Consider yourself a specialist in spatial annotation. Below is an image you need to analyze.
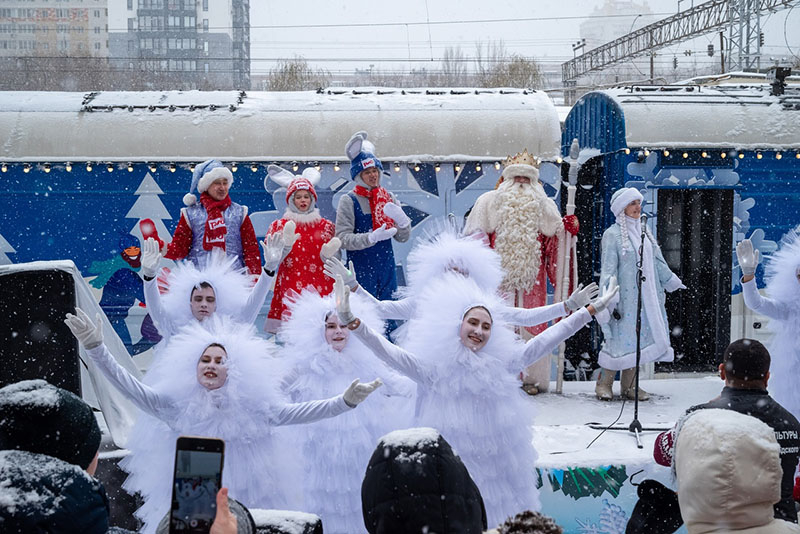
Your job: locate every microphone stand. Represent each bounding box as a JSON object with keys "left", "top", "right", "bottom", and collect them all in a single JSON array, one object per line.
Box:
[{"left": 628, "top": 213, "right": 648, "bottom": 448}]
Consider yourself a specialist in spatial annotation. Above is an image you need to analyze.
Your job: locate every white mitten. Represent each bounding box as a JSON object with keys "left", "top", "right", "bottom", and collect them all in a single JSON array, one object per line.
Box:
[
  {"left": 343, "top": 378, "right": 383, "bottom": 407},
  {"left": 367, "top": 224, "right": 398, "bottom": 244},
  {"left": 736, "top": 239, "right": 759, "bottom": 277},
  {"left": 320, "top": 237, "right": 341, "bottom": 260},
  {"left": 324, "top": 257, "right": 358, "bottom": 290},
  {"left": 261, "top": 232, "right": 284, "bottom": 272},
  {"left": 140, "top": 238, "right": 162, "bottom": 279},
  {"left": 64, "top": 308, "right": 104, "bottom": 350},
  {"left": 282, "top": 220, "right": 299, "bottom": 248},
  {"left": 382, "top": 203, "right": 411, "bottom": 229},
  {"left": 565, "top": 282, "right": 599, "bottom": 311}
]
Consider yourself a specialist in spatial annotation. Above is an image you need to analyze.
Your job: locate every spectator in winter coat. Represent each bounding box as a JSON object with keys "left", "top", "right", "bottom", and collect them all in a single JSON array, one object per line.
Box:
[
  {"left": 674, "top": 409, "right": 800, "bottom": 534},
  {"left": 154, "top": 159, "right": 262, "bottom": 276},
  {"left": 654, "top": 338, "right": 800, "bottom": 523},
  {"left": 335, "top": 131, "right": 410, "bottom": 306},
  {"left": 361, "top": 427, "right": 487, "bottom": 534}
]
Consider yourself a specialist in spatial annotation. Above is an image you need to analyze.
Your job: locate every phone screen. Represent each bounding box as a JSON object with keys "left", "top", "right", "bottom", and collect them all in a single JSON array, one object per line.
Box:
[{"left": 169, "top": 437, "right": 224, "bottom": 534}]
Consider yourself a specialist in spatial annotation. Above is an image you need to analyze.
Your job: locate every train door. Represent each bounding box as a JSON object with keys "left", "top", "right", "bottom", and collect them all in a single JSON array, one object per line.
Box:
[{"left": 656, "top": 189, "right": 733, "bottom": 372}]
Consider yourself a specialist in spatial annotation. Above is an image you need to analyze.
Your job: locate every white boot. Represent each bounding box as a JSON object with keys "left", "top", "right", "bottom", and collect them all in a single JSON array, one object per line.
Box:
[
  {"left": 595, "top": 368, "right": 615, "bottom": 401},
  {"left": 620, "top": 367, "right": 650, "bottom": 401}
]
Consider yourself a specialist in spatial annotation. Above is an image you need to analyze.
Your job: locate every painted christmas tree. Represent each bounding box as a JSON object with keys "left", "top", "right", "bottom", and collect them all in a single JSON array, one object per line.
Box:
[
  {"left": 126, "top": 172, "right": 173, "bottom": 247},
  {"left": 0, "top": 232, "right": 16, "bottom": 264}
]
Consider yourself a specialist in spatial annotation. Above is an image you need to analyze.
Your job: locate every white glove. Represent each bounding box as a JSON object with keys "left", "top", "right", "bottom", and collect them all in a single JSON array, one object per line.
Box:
[
  {"left": 320, "top": 237, "right": 341, "bottom": 260},
  {"left": 282, "top": 220, "right": 299, "bottom": 249},
  {"left": 64, "top": 308, "right": 104, "bottom": 350},
  {"left": 382, "top": 203, "right": 411, "bottom": 229},
  {"left": 590, "top": 277, "right": 619, "bottom": 315},
  {"left": 565, "top": 282, "right": 599, "bottom": 312},
  {"left": 736, "top": 239, "right": 759, "bottom": 277},
  {"left": 343, "top": 378, "right": 383, "bottom": 407},
  {"left": 334, "top": 275, "right": 356, "bottom": 325},
  {"left": 261, "top": 232, "right": 284, "bottom": 272},
  {"left": 324, "top": 257, "right": 358, "bottom": 290},
  {"left": 140, "top": 238, "right": 162, "bottom": 279},
  {"left": 367, "top": 224, "right": 397, "bottom": 244}
]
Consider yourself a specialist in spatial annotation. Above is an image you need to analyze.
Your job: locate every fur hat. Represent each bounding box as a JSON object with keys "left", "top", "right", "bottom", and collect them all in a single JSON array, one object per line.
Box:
[
  {"left": 184, "top": 159, "right": 234, "bottom": 206},
  {"left": 610, "top": 187, "right": 643, "bottom": 217},
  {"left": 345, "top": 131, "right": 383, "bottom": 180},
  {"left": 266, "top": 164, "right": 321, "bottom": 204},
  {"left": 0, "top": 380, "right": 102, "bottom": 469},
  {"left": 500, "top": 149, "right": 540, "bottom": 183}
]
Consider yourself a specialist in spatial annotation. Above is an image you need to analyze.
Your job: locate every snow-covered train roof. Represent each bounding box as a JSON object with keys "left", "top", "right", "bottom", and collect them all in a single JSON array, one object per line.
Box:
[
  {"left": 0, "top": 88, "right": 561, "bottom": 162},
  {"left": 600, "top": 84, "right": 800, "bottom": 150}
]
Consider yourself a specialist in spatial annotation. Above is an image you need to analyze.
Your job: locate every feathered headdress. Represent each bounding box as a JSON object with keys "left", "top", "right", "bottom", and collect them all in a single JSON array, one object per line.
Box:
[{"left": 765, "top": 230, "right": 800, "bottom": 304}]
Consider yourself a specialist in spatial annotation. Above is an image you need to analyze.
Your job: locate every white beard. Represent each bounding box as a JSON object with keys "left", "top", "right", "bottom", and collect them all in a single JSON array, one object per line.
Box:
[{"left": 493, "top": 180, "right": 563, "bottom": 294}]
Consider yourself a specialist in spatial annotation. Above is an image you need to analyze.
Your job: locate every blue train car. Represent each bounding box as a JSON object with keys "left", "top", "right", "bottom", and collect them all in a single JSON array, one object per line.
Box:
[
  {"left": 562, "top": 83, "right": 800, "bottom": 370},
  {"left": 0, "top": 88, "right": 562, "bottom": 356}
]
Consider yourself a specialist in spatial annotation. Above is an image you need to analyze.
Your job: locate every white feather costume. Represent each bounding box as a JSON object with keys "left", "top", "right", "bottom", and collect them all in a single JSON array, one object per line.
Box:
[
  {"left": 350, "top": 273, "right": 594, "bottom": 526},
  {"left": 356, "top": 219, "right": 567, "bottom": 335},
  {"left": 743, "top": 231, "right": 800, "bottom": 419},
  {"left": 277, "top": 290, "right": 412, "bottom": 533},
  {"left": 84, "top": 316, "right": 351, "bottom": 534}
]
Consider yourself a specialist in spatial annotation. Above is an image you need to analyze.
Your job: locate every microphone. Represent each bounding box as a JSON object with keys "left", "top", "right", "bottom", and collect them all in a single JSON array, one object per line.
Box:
[{"left": 640, "top": 213, "right": 648, "bottom": 226}]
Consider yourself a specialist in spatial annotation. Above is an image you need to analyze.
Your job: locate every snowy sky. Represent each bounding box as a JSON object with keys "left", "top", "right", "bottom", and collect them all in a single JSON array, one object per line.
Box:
[{"left": 248, "top": 0, "right": 800, "bottom": 77}]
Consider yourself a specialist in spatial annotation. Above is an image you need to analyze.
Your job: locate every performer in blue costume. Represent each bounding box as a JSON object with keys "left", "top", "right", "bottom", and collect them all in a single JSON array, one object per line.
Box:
[{"left": 335, "top": 131, "right": 410, "bottom": 307}]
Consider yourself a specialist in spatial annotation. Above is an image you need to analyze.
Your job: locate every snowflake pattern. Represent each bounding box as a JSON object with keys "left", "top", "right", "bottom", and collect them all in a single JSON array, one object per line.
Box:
[{"left": 574, "top": 499, "right": 628, "bottom": 534}]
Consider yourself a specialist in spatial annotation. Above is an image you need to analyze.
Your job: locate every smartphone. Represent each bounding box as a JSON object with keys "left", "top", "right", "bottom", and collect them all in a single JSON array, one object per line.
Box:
[{"left": 169, "top": 436, "right": 225, "bottom": 534}]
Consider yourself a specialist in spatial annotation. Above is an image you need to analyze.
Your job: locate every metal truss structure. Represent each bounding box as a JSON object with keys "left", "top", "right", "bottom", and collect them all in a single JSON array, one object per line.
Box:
[{"left": 562, "top": 0, "right": 798, "bottom": 84}]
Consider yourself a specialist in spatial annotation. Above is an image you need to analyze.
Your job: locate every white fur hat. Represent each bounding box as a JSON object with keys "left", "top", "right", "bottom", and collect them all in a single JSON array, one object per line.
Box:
[{"left": 610, "top": 187, "right": 643, "bottom": 217}]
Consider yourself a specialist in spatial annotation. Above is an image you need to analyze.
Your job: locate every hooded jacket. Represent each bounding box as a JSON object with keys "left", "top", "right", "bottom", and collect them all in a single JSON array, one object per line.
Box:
[{"left": 675, "top": 409, "right": 800, "bottom": 534}]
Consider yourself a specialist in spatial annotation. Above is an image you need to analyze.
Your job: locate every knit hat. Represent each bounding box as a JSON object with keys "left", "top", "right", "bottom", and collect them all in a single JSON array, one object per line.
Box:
[
  {"left": 265, "top": 164, "right": 320, "bottom": 204},
  {"left": 723, "top": 338, "right": 771, "bottom": 381},
  {"left": 184, "top": 159, "right": 234, "bottom": 206},
  {"left": 345, "top": 130, "right": 384, "bottom": 180},
  {"left": 610, "top": 187, "right": 643, "bottom": 217},
  {"left": 0, "top": 380, "right": 102, "bottom": 469}
]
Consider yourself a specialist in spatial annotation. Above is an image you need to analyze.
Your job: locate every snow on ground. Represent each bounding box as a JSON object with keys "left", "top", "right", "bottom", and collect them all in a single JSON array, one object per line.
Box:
[{"left": 533, "top": 375, "right": 722, "bottom": 468}]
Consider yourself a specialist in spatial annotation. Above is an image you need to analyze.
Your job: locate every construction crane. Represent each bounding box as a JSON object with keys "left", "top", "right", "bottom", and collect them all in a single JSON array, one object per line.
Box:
[{"left": 562, "top": 0, "right": 798, "bottom": 88}]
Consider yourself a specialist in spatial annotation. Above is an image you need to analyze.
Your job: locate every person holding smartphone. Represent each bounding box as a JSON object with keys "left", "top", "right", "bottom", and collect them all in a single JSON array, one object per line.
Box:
[{"left": 65, "top": 309, "right": 382, "bottom": 534}]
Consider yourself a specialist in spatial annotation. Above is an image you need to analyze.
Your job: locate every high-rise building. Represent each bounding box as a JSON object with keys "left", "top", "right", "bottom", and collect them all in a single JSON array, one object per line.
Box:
[
  {"left": 108, "top": 0, "right": 249, "bottom": 90},
  {"left": 0, "top": 0, "right": 109, "bottom": 58}
]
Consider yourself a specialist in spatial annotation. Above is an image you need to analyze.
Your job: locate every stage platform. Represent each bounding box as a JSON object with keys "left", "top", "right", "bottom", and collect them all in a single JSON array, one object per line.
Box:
[{"left": 530, "top": 375, "right": 722, "bottom": 533}]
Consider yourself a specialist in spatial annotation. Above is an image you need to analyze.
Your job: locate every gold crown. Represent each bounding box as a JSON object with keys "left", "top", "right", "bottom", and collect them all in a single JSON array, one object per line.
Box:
[{"left": 503, "top": 149, "right": 539, "bottom": 168}]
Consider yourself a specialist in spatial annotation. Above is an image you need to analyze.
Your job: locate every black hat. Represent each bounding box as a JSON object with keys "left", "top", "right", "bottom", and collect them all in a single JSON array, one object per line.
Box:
[
  {"left": 0, "top": 380, "right": 102, "bottom": 470},
  {"left": 723, "top": 338, "right": 771, "bottom": 381}
]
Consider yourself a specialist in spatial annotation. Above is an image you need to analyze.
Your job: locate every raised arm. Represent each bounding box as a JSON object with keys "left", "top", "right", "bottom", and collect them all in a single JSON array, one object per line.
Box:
[
  {"left": 334, "top": 275, "right": 427, "bottom": 383},
  {"left": 737, "top": 239, "right": 792, "bottom": 320},
  {"left": 65, "top": 309, "right": 173, "bottom": 418},
  {"left": 501, "top": 283, "right": 598, "bottom": 328},
  {"left": 140, "top": 238, "right": 174, "bottom": 335},
  {"left": 272, "top": 378, "right": 382, "bottom": 425},
  {"left": 324, "top": 256, "right": 414, "bottom": 320}
]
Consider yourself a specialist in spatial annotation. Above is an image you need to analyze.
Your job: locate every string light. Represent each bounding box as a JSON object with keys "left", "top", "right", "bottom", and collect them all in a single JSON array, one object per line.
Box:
[
  {"left": 127, "top": 162, "right": 134, "bottom": 172},
  {"left": 738, "top": 152, "right": 744, "bottom": 159},
  {"left": 776, "top": 152, "right": 782, "bottom": 160},
  {"left": 644, "top": 149, "right": 650, "bottom": 157},
  {"left": 65, "top": 162, "right": 72, "bottom": 172},
  {"left": 314, "top": 162, "right": 321, "bottom": 171},
  {"left": 231, "top": 163, "right": 238, "bottom": 172},
  {"left": 796, "top": 152, "right": 800, "bottom": 159},
  {"left": 394, "top": 162, "right": 400, "bottom": 172},
  {"left": 682, "top": 152, "right": 688, "bottom": 159},
  {"left": 169, "top": 163, "right": 176, "bottom": 173},
  {"left": 720, "top": 152, "right": 726, "bottom": 158},
  {"left": 701, "top": 151, "right": 708, "bottom": 158},
  {"left": 189, "top": 164, "right": 196, "bottom": 172},
  {"left": 434, "top": 162, "right": 441, "bottom": 172},
  {"left": 86, "top": 162, "right": 93, "bottom": 172},
  {"left": 251, "top": 163, "right": 258, "bottom": 172},
  {"left": 475, "top": 163, "right": 482, "bottom": 172},
  {"left": 663, "top": 150, "right": 670, "bottom": 157},
  {"left": 494, "top": 161, "right": 501, "bottom": 169},
  {"left": 556, "top": 157, "right": 563, "bottom": 164},
  {"left": 413, "top": 163, "right": 420, "bottom": 172},
  {"left": 454, "top": 163, "right": 461, "bottom": 173},
  {"left": 756, "top": 152, "right": 763, "bottom": 160},
  {"left": 23, "top": 164, "right": 31, "bottom": 173},
  {"left": 624, "top": 148, "right": 631, "bottom": 155},
  {"left": 43, "top": 163, "right": 51, "bottom": 173},
  {"left": 292, "top": 161, "right": 299, "bottom": 172},
  {"left": 334, "top": 162, "right": 340, "bottom": 171},
  {"left": 107, "top": 163, "right": 114, "bottom": 173},
  {"left": 149, "top": 163, "right": 157, "bottom": 173},
  {"left": 1, "top": 163, "right": 8, "bottom": 172}
]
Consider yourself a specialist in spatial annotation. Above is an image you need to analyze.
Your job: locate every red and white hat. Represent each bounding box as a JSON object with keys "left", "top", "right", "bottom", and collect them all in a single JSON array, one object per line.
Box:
[{"left": 266, "top": 165, "right": 321, "bottom": 204}]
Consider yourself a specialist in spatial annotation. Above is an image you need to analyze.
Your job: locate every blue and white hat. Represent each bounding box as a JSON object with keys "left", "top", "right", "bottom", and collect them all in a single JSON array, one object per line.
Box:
[
  {"left": 345, "top": 131, "right": 383, "bottom": 180},
  {"left": 183, "top": 159, "right": 234, "bottom": 206}
]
